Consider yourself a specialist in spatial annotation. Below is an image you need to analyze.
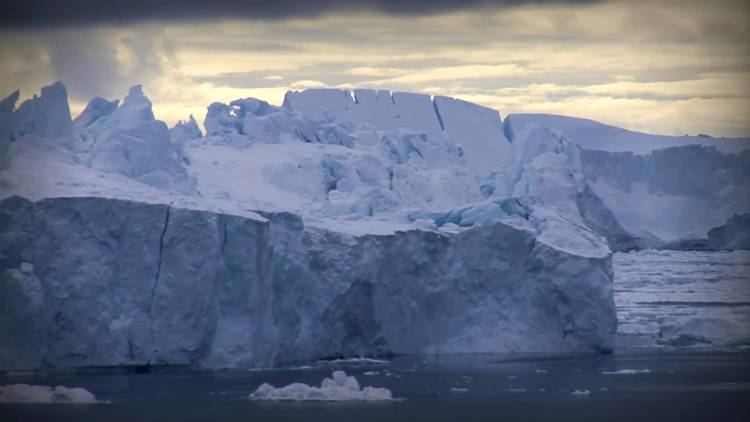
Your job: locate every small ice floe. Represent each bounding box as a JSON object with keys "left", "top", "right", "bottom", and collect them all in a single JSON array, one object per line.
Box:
[
  {"left": 318, "top": 357, "right": 390, "bottom": 365},
  {"left": 248, "top": 370, "right": 394, "bottom": 401},
  {"left": 0, "top": 384, "right": 100, "bottom": 404},
  {"left": 570, "top": 389, "right": 591, "bottom": 397},
  {"left": 450, "top": 387, "right": 469, "bottom": 393},
  {"left": 507, "top": 375, "right": 517, "bottom": 380},
  {"left": 248, "top": 365, "right": 315, "bottom": 372},
  {"left": 535, "top": 369, "right": 548, "bottom": 374},
  {"left": 601, "top": 369, "right": 651, "bottom": 375},
  {"left": 503, "top": 388, "right": 527, "bottom": 393},
  {"left": 363, "top": 371, "right": 380, "bottom": 376}
]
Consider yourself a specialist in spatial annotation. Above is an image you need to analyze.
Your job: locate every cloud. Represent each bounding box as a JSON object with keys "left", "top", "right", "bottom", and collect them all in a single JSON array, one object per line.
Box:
[
  {"left": 359, "top": 63, "right": 532, "bottom": 87},
  {"left": 0, "top": 0, "right": 747, "bottom": 137},
  {"left": 289, "top": 80, "right": 328, "bottom": 89},
  {"left": 344, "top": 67, "right": 405, "bottom": 77},
  {"left": 1, "top": 0, "right": 599, "bottom": 28}
]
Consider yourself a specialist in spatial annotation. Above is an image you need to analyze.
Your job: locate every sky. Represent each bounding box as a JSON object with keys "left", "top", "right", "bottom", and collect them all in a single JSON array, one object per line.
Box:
[{"left": 1, "top": 0, "right": 749, "bottom": 137}]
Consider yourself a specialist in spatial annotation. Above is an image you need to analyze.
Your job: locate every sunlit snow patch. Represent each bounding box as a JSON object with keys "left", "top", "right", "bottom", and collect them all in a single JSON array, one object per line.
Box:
[
  {"left": 0, "top": 384, "right": 100, "bottom": 404},
  {"left": 601, "top": 369, "right": 651, "bottom": 375},
  {"left": 248, "top": 370, "right": 394, "bottom": 401}
]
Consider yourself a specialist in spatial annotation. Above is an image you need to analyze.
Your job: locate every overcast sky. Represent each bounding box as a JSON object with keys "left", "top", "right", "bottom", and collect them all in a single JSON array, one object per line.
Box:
[{"left": 1, "top": 0, "right": 748, "bottom": 137}]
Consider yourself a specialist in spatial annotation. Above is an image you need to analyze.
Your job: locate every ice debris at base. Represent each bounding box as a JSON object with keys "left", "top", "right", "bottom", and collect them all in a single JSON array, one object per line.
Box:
[
  {"left": 0, "top": 384, "right": 99, "bottom": 404},
  {"left": 248, "top": 370, "right": 393, "bottom": 401},
  {"left": 601, "top": 369, "right": 651, "bottom": 375}
]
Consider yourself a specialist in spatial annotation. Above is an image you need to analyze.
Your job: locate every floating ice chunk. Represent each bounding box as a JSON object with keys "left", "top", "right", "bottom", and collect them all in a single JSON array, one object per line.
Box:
[
  {"left": 248, "top": 370, "right": 394, "bottom": 401},
  {"left": 0, "top": 384, "right": 99, "bottom": 404},
  {"left": 601, "top": 369, "right": 651, "bottom": 375},
  {"left": 570, "top": 389, "right": 591, "bottom": 397},
  {"left": 318, "top": 357, "right": 390, "bottom": 365},
  {"left": 363, "top": 371, "right": 380, "bottom": 376},
  {"left": 450, "top": 387, "right": 469, "bottom": 393}
]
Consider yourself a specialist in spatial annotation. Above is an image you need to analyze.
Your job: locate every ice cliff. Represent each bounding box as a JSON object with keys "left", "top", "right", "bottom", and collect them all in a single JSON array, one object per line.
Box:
[
  {"left": 0, "top": 195, "right": 614, "bottom": 370},
  {"left": 0, "top": 82, "right": 748, "bottom": 370}
]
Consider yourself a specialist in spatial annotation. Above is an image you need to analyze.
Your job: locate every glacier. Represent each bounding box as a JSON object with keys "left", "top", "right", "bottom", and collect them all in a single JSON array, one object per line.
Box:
[{"left": 0, "top": 82, "right": 748, "bottom": 371}]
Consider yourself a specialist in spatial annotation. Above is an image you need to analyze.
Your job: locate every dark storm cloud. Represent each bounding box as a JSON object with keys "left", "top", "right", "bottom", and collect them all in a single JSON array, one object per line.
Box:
[{"left": 1, "top": 0, "right": 599, "bottom": 28}]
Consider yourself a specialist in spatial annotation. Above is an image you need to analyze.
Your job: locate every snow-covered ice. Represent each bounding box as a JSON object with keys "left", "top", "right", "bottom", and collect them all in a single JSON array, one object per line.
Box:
[
  {"left": 0, "top": 384, "right": 99, "bottom": 404},
  {"left": 248, "top": 370, "right": 393, "bottom": 401}
]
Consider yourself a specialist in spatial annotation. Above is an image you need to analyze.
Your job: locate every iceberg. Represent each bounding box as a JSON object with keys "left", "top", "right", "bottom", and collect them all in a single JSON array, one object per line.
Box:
[
  {"left": 707, "top": 214, "right": 750, "bottom": 250},
  {"left": 0, "top": 82, "right": 747, "bottom": 371},
  {"left": 248, "top": 370, "right": 393, "bottom": 401},
  {"left": 601, "top": 369, "right": 650, "bottom": 375},
  {"left": 0, "top": 384, "right": 99, "bottom": 404}
]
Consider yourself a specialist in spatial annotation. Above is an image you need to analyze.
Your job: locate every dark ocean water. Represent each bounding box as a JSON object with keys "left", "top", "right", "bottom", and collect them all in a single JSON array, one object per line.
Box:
[{"left": 1, "top": 351, "right": 749, "bottom": 422}]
